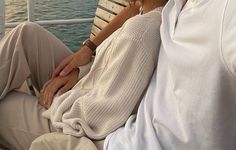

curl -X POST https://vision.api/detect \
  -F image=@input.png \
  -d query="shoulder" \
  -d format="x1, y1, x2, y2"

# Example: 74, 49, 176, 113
120, 7, 163, 41
128, 7, 162, 24
126, 7, 162, 30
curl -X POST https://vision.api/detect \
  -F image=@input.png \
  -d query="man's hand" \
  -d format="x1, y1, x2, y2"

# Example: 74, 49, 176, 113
52, 46, 93, 78
39, 69, 79, 109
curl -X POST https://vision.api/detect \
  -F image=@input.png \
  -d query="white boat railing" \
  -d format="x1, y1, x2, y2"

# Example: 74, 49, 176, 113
0, 0, 5, 39
0, 0, 94, 39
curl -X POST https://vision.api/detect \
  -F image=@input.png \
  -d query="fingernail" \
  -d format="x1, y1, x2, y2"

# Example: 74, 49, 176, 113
60, 71, 65, 76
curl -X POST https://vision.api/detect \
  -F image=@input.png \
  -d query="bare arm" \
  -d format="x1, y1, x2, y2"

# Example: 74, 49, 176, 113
92, 3, 141, 46
40, 4, 141, 108
52, 3, 141, 77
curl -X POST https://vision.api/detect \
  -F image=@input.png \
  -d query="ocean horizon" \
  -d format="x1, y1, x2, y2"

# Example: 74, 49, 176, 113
5, 0, 98, 52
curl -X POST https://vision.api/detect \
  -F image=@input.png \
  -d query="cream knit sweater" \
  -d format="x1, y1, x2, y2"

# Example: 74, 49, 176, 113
43, 7, 162, 140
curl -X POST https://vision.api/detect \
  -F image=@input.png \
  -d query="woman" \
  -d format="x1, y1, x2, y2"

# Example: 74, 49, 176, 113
0, 0, 167, 149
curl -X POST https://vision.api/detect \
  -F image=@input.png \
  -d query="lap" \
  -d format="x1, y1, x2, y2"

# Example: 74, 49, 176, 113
30, 132, 103, 150
0, 90, 103, 150
0, 91, 54, 150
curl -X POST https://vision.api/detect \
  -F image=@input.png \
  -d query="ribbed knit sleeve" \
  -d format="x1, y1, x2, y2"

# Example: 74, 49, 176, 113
43, 8, 162, 140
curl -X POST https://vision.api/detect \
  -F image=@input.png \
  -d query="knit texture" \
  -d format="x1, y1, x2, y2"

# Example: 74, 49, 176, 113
43, 7, 162, 140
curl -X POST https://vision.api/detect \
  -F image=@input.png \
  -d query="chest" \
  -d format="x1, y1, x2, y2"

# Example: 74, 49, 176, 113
161, 0, 227, 69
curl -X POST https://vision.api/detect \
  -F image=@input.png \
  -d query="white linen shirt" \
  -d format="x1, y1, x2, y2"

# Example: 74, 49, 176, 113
104, 0, 236, 149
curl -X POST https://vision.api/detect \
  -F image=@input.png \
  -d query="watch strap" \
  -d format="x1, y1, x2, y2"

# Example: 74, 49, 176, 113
83, 39, 97, 54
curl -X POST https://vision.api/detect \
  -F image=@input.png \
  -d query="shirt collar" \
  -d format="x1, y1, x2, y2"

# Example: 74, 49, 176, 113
174, 0, 201, 6
173, 0, 204, 10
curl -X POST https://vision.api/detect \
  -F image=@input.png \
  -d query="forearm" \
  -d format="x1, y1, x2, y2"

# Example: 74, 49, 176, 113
53, 3, 141, 77
74, 3, 141, 65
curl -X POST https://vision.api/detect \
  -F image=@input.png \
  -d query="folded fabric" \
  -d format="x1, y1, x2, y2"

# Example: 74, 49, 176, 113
43, 8, 162, 140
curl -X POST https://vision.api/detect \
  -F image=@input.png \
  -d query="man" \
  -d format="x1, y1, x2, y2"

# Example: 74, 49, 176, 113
104, 0, 236, 149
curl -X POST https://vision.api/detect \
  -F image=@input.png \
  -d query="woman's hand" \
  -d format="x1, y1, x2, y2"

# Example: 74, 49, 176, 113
39, 68, 79, 109
52, 46, 93, 78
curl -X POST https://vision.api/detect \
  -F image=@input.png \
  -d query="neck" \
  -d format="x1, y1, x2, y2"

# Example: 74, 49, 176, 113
142, 0, 166, 14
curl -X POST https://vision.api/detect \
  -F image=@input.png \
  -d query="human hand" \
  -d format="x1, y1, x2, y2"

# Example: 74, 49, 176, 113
52, 46, 93, 78
39, 68, 79, 109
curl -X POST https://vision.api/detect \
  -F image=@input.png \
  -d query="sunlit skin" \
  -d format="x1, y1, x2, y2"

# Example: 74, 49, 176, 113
39, 0, 167, 109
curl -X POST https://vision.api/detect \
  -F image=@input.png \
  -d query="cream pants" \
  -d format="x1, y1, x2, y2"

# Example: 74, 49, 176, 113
0, 22, 102, 150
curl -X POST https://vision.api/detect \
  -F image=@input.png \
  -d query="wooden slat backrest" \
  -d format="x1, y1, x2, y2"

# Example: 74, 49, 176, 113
90, 0, 128, 39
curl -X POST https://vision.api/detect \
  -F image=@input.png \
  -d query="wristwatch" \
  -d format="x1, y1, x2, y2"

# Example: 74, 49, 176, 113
82, 39, 97, 55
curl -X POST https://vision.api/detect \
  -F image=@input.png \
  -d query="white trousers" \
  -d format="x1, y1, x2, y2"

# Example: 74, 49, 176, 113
0, 22, 102, 150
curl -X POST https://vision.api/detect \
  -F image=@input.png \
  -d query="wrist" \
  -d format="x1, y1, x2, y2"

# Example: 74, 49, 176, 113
82, 39, 97, 55
75, 46, 93, 65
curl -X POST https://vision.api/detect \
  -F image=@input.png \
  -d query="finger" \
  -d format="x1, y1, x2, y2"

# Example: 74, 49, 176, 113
39, 91, 47, 108
39, 93, 44, 106
50, 78, 67, 94
46, 92, 54, 109
44, 78, 67, 108
41, 79, 52, 93
44, 88, 52, 109
52, 56, 72, 78
59, 61, 76, 77
43, 86, 53, 109
57, 83, 72, 96
52, 61, 69, 78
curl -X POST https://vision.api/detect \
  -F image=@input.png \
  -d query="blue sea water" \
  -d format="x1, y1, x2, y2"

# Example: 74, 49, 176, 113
5, 0, 98, 52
